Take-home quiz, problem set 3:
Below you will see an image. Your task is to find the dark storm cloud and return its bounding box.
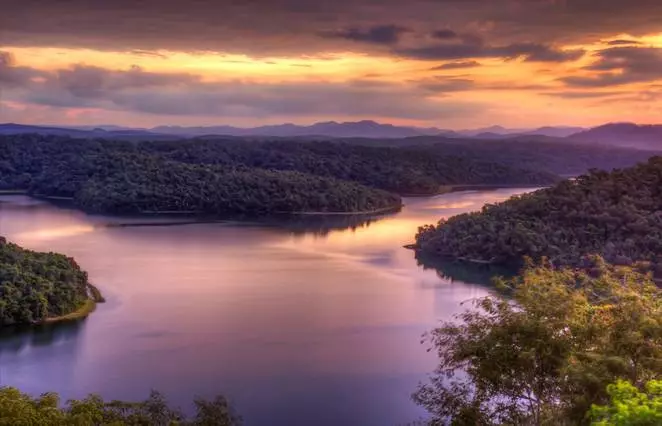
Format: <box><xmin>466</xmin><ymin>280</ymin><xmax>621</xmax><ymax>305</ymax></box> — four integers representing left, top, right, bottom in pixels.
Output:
<box><xmin>606</xmin><ymin>40</ymin><xmax>642</xmax><ymax>46</ymax></box>
<box><xmin>430</xmin><ymin>61</ymin><xmax>482</xmax><ymax>70</ymax></box>
<box><xmin>542</xmin><ymin>91</ymin><xmax>624</xmax><ymax>99</ymax></box>
<box><xmin>431</xmin><ymin>29</ymin><xmax>459</xmax><ymax>40</ymax></box>
<box><xmin>395</xmin><ymin>42</ymin><xmax>585</xmax><ymax>62</ymax></box>
<box><xmin>321</xmin><ymin>25</ymin><xmax>410</xmax><ymax>45</ymax></box>
<box><xmin>415</xmin><ymin>78</ymin><xmax>475</xmax><ymax>93</ymax></box>
<box><xmin>3</xmin><ymin>0</ymin><xmax>662</xmax><ymax>56</ymax></box>
<box><xmin>2</xmin><ymin>61</ymin><xmax>483</xmax><ymax>120</ymax></box>
<box><xmin>412</xmin><ymin>76</ymin><xmax>551</xmax><ymax>93</ymax></box>
<box><xmin>561</xmin><ymin>47</ymin><xmax>662</xmax><ymax>87</ymax></box>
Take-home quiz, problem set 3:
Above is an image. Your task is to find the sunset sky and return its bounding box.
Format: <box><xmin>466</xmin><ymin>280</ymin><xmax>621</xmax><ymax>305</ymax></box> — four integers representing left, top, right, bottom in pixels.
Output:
<box><xmin>2</xmin><ymin>0</ymin><xmax>662</xmax><ymax>129</ymax></box>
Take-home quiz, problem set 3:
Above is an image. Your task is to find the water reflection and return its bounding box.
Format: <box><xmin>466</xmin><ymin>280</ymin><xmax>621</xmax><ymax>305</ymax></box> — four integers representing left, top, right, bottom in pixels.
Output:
<box><xmin>0</xmin><ymin>321</ymin><xmax>85</xmax><ymax>356</ymax></box>
<box><xmin>414</xmin><ymin>252</ymin><xmax>517</xmax><ymax>288</ymax></box>
<box><xmin>0</xmin><ymin>189</ymin><xmax>531</xmax><ymax>426</ymax></box>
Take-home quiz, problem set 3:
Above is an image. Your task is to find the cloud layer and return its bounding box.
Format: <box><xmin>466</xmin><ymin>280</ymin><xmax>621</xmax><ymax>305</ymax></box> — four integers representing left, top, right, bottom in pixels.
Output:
<box><xmin>2</xmin><ymin>0</ymin><xmax>662</xmax><ymax>127</ymax></box>
<box><xmin>1</xmin><ymin>57</ymin><xmax>483</xmax><ymax>121</ymax></box>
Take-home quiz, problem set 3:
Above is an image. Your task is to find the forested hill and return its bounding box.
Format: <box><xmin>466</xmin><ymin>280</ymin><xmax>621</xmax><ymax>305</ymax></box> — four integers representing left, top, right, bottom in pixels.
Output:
<box><xmin>0</xmin><ymin>237</ymin><xmax>91</xmax><ymax>326</ymax></box>
<box><xmin>141</xmin><ymin>138</ymin><xmax>559</xmax><ymax>194</ymax></box>
<box><xmin>415</xmin><ymin>156</ymin><xmax>662</xmax><ymax>275</ymax></box>
<box><xmin>0</xmin><ymin>135</ymin><xmax>557</xmax><ymax>216</ymax></box>
<box><xmin>346</xmin><ymin>136</ymin><xmax>659</xmax><ymax>177</ymax></box>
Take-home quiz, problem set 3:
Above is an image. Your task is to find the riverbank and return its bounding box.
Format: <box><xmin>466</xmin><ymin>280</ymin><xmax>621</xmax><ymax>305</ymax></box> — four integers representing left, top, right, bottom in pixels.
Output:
<box><xmin>4</xmin><ymin>193</ymin><xmax>404</xmax><ymax>219</ymax></box>
<box><xmin>401</xmin><ymin>183</ymin><xmax>547</xmax><ymax>197</ymax></box>
<box><xmin>42</xmin><ymin>284</ymin><xmax>105</xmax><ymax>324</ymax></box>
<box><xmin>403</xmin><ymin>244</ymin><xmax>497</xmax><ymax>265</ymax></box>
<box><xmin>278</xmin><ymin>203</ymin><xmax>402</xmax><ymax>216</ymax></box>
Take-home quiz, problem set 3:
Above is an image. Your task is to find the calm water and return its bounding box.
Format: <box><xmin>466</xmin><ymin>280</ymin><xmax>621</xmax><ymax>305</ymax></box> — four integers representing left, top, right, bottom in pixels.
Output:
<box><xmin>0</xmin><ymin>189</ymin><xmax>529</xmax><ymax>426</ymax></box>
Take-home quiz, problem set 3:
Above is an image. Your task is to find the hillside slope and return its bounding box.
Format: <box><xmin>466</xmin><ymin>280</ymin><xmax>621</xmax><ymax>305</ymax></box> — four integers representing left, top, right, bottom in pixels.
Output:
<box><xmin>415</xmin><ymin>157</ymin><xmax>662</xmax><ymax>274</ymax></box>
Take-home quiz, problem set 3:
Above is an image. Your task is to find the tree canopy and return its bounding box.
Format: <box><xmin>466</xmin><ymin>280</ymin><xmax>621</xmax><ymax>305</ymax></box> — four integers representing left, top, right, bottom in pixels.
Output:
<box><xmin>415</xmin><ymin>157</ymin><xmax>662</xmax><ymax>275</ymax></box>
<box><xmin>0</xmin><ymin>387</ymin><xmax>241</xmax><ymax>425</ymax></box>
<box><xmin>0</xmin><ymin>237</ymin><xmax>91</xmax><ymax>326</ymax></box>
<box><xmin>0</xmin><ymin>134</ymin><xmax>560</xmax><ymax>216</ymax></box>
<box><xmin>414</xmin><ymin>257</ymin><xmax>662</xmax><ymax>425</ymax></box>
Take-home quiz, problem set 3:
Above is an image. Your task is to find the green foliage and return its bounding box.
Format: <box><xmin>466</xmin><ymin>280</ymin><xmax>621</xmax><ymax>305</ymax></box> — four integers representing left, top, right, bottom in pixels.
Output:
<box><xmin>0</xmin><ymin>134</ymin><xmax>560</xmax><ymax>216</ymax></box>
<box><xmin>590</xmin><ymin>380</ymin><xmax>662</xmax><ymax>425</ymax></box>
<box><xmin>414</xmin><ymin>258</ymin><xmax>662</xmax><ymax>425</ymax></box>
<box><xmin>142</xmin><ymin>138</ymin><xmax>559</xmax><ymax>195</ymax></box>
<box><xmin>415</xmin><ymin>157</ymin><xmax>662</xmax><ymax>275</ymax></box>
<box><xmin>73</xmin><ymin>154</ymin><xmax>400</xmax><ymax>215</ymax></box>
<box><xmin>0</xmin><ymin>387</ymin><xmax>241</xmax><ymax>425</ymax></box>
<box><xmin>420</xmin><ymin>138</ymin><xmax>657</xmax><ymax>178</ymax></box>
<box><xmin>0</xmin><ymin>237</ymin><xmax>90</xmax><ymax>326</ymax></box>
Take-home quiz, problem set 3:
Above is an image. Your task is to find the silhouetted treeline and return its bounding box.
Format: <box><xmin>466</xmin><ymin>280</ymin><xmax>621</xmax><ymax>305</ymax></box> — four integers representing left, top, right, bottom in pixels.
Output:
<box><xmin>0</xmin><ymin>237</ymin><xmax>90</xmax><ymax>325</ymax></box>
<box><xmin>416</xmin><ymin>157</ymin><xmax>662</xmax><ymax>275</ymax></box>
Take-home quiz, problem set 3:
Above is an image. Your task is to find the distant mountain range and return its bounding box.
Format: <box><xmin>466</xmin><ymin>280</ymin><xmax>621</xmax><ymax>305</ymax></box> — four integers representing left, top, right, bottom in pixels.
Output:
<box><xmin>0</xmin><ymin>120</ymin><xmax>587</xmax><ymax>140</ymax></box>
<box><xmin>0</xmin><ymin>123</ymin><xmax>173</xmax><ymax>140</ymax></box>
<box><xmin>568</xmin><ymin>123</ymin><xmax>662</xmax><ymax>150</ymax></box>
<box><xmin>3</xmin><ymin>121</ymin><xmax>662</xmax><ymax>149</ymax></box>
<box><xmin>150</xmin><ymin>121</ymin><xmax>454</xmax><ymax>138</ymax></box>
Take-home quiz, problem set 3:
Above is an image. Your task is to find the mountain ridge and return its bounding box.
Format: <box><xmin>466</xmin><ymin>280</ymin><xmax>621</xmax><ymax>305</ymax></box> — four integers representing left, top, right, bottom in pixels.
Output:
<box><xmin>0</xmin><ymin>121</ymin><xmax>585</xmax><ymax>140</ymax></box>
<box><xmin>567</xmin><ymin>122</ymin><xmax>662</xmax><ymax>150</ymax></box>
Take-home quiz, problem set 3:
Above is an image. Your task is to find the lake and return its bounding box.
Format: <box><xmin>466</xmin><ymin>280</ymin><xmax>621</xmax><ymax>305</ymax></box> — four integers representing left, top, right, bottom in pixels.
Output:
<box><xmin>0</xmin><ymin>188</ymin><xmax>530</xmax><ymax>426</ymax></box>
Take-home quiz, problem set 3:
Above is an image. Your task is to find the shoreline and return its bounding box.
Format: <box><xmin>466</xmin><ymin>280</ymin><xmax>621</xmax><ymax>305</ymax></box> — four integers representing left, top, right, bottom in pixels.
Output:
<box><xmin>41</xmin><ymin>283</ymin><xmax>105</xmax><ymax>325</ymax></box>
<box><xmin>278</xmin><ymin>203</ymin><xmax>402</xmax><ymax>216</ymax></box>
<box><xmin>3</xmin><ymin>184</ymin><xmax>545</xmax><ymax>218</ymax></box>
<box><xmin>4</xmin><ymin>193</ymin><xmax>404</xmax><ymax>218</ymax></box>
<box><xmin>401</xmin><ymin>183</ymin><xmax>547</xmax><ymax>198</ymax></box>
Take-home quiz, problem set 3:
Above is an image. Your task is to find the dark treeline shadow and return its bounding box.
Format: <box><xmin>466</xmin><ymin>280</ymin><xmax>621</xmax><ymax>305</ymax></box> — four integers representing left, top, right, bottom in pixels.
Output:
<box><xmin>99</xmin><ymin>210</ymin><xmax>395</xmax><ymax>236</ymax></box>
<box><xmin>0</xmin><ymin>319</ymin><xmax>85</xmax><ymax>355</ymax></box>
<box><xmin>259</xmin><ymin>211</ymin><xmax>396</xmax><ymax>237</ymax></box>
<box><xmin>414</xmin><ymin>251</ymin><xmax>517</xmax><ymax>287</ymax></box>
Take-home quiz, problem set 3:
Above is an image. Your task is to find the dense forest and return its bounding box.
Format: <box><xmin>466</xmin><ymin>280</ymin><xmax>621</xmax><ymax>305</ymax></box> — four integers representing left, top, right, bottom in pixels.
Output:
<box><xmin>350</xmin><ymin>136</ymin><xmax>659</xmax><ymax>177</ymax></box>
<box><xmin>0</xmin><ymin>387</ymin><xmax>241</xmax><ymax>425</ymax></box>
<box><xmin>415</xmin><ymin>156</ymin><xmax>662</xmax><ymax>274</ymax></box>
<box><xmin>0</xmin><ymin>237</ymin><xmax>92</xmax><ymax>326</ymax></box>
<box><xmin>75</xmin><ymin>155</ymin><xmax>401</xmax><ymax>215</ymax></box>
<box><xmin>141</xmin><ymin>138</ymin><xmax>559</xmax><ymax>194</ymax></box>
<box><xmin>0</xmin><ymin>134</ymin><xmax>561</xmax><ymax>216</ymax></box>
<box><xmin>415</xmin><ymin>258</ymin><xmax>662</xmax><ymax>425</ymax></box>
<box><xmin>0</xmin><ymin>135</ymin><xmax>401</xmax><ymax>214</ymax></box>
<box><xmin>425</xmin><ymin>138</ymin><xmax>658</xmax><ymax>177</ymax></box>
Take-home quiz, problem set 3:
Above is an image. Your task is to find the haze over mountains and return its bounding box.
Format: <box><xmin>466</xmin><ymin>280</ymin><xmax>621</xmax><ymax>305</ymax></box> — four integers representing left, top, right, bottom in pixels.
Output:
<box><xmin>0</xmin><ymin>120</ymin><xmax>583</xmax><ymax>138</ymax></box>
<box><xmin>1</xmin><ymin>121</ymin><xmax>661</xmax><ymax>150</ymax></box>
<box><xmin>568</xmin><ymin>123</ymin><xmax>662</xmax><ymax>150</ymax></box>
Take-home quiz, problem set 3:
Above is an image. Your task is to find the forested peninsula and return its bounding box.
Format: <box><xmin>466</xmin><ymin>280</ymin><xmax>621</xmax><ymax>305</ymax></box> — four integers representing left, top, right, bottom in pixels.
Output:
<box><xmin>415</xmin><ymin>156</ymin><xmax>662</xmax><ymax>275</ymax></box>
<box><xmin>0</xmin><ymin>135</ymin><xmax>557</xmax><ymax>216</ymax></box>
<box><xmin>0</xmin><ymin>237</ymin><xmax>101</xmax><ymax>326</ymax></box>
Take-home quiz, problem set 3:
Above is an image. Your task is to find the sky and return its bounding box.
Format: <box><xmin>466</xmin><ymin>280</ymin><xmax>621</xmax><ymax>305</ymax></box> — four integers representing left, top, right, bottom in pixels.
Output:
<box><xmin>1</xmin><ymin>0</ymin><xmax>662</xmax><ymax>129</ymax></box>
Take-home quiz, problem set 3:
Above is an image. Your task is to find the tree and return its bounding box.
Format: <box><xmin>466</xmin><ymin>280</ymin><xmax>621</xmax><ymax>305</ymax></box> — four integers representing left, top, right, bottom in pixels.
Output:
<box><xmin>413</xmin><ymin>257</ymin><xmax>662</xmax><ymax>425</ymax></box>
<box><xmin>0</xmin><ymin>387</ymin><xmax>242</xmax><ymax>425</ymax></box>
<box><xmin>589</xmin><ymin>380</ymin><xmax>662</xmax><ymax>425</ymax></box>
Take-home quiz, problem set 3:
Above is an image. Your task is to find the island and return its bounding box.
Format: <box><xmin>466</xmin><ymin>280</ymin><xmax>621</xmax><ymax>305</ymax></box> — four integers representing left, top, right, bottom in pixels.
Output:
<box><xmin>0</xmin><ymin>236</ymin><xmax>103</xmax><ymax>326</ymax></box>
